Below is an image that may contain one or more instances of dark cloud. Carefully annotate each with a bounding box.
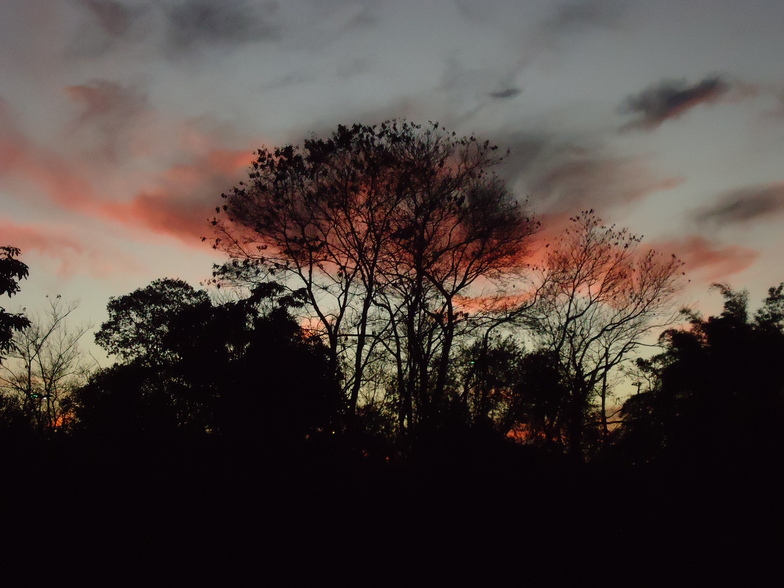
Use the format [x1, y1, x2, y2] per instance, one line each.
[78, 0, 136, 37]
[164, 0, 281, 52]
[497, 133, 682, 222]
[65, 80, 147, 123]
[69, 0, 149, 56]
[64, 80, 149, 161]
[620, 76, 731, 131]
[696, 184, 784, 226]
[543, 0, 625, 34]
[489, 88, 521, 99]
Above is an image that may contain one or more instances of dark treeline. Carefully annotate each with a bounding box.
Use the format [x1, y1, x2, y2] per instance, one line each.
[1, 123, 782, 582]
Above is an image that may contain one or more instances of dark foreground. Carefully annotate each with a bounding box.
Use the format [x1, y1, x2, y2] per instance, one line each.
[1, 435, 780, 586]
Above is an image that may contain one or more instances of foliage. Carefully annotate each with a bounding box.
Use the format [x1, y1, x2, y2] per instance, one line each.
[618, 283, 784, 464]
[80, 277, 341, 444]
[0, 246, 30, 362]
[95, 278, 212, 364]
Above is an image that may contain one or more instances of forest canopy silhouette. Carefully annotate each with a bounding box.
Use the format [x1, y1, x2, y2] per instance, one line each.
[1, 121, 782, 580]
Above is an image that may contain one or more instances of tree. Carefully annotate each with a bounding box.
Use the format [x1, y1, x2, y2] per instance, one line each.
[215, 121, 537, 437]
[82, 277, 341, 444]
[0, 296, 91, 433]
[89, 278, 237, 435]
[95, 278, 212, 366]
[524, 211, 684, 455]
[0, 246, 30, 363]
[618, 283, 784, 465]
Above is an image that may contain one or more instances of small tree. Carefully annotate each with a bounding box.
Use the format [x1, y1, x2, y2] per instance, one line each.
[0, 296, 91, 433]
[525, 211, 684, 455]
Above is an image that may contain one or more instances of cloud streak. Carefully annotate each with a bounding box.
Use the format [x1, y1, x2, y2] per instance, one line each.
[695, 183, 784, 226]
[163, 0, 281, 54]
[542, 0, 624, 34]
[653, 235, 758, 282]
[499, 133, 683, 227]
[619, 76, 731, 131]
[0, 219, 143, 278]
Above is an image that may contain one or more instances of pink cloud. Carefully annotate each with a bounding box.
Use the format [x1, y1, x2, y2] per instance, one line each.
[2, 95, 258, 248]
[652, 236, 758, 283]
[98, 148, 254, 246]
[0, 219, 143, 278]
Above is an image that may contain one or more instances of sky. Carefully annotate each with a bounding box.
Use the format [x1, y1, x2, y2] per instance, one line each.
[2, 0, 784, 359]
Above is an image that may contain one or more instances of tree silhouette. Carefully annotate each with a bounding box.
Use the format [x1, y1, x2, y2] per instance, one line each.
[95, 278, 212, 365]
[215, 120, 537, 438]
[524, 211, 684, 455]
[618, 283, 784, 465]
[0, 246, 30, 363]
[79, 277, 340, 445]
[0, 297, 91, 434]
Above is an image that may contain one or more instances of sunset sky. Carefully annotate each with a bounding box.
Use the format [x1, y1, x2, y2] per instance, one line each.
[2, 0, 784, 358]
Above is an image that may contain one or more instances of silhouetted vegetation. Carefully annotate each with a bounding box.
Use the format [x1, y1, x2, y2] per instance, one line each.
[0, 246, 30, 363]
[1, 123, 782, 580]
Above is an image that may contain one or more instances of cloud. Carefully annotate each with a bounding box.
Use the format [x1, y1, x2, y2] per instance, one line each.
[64, 80, 149, 161]
[499, 133, 683, 224]
[69, 0, 149, 55]
[619, 76, 731, 131]
[0, 97, 97, 208]
[696, 183, 784, 226]
[163, 0, 281, 53]
[653, 236, 758, 282]
[77, 0, 137, 37]
[99, 148, 252, 246]
[3, 90, 258, 248]
[543, 0, 624, 34]
[0, 219, 143, 278]
[489, 88, 521, 99]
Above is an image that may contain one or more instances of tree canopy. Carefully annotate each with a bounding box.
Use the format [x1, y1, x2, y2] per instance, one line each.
[619, 283, 784, 465]
[215, 120, 537, 436]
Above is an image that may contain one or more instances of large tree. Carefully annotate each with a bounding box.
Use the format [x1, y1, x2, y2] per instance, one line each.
[215, 121, 536, 435]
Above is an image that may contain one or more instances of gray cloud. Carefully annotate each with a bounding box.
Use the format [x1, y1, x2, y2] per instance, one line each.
[496, 133, 681, 222]
[78, 0, 136, 37]
[696, 184, 784, 225]
[164, 0, 281, 53]
[619, 76, 730, 131]
[70, 0, 148, 55]
[543, 0, 625, 34]
[489, 88, 521, 99]
[64, 80, 149, 161]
